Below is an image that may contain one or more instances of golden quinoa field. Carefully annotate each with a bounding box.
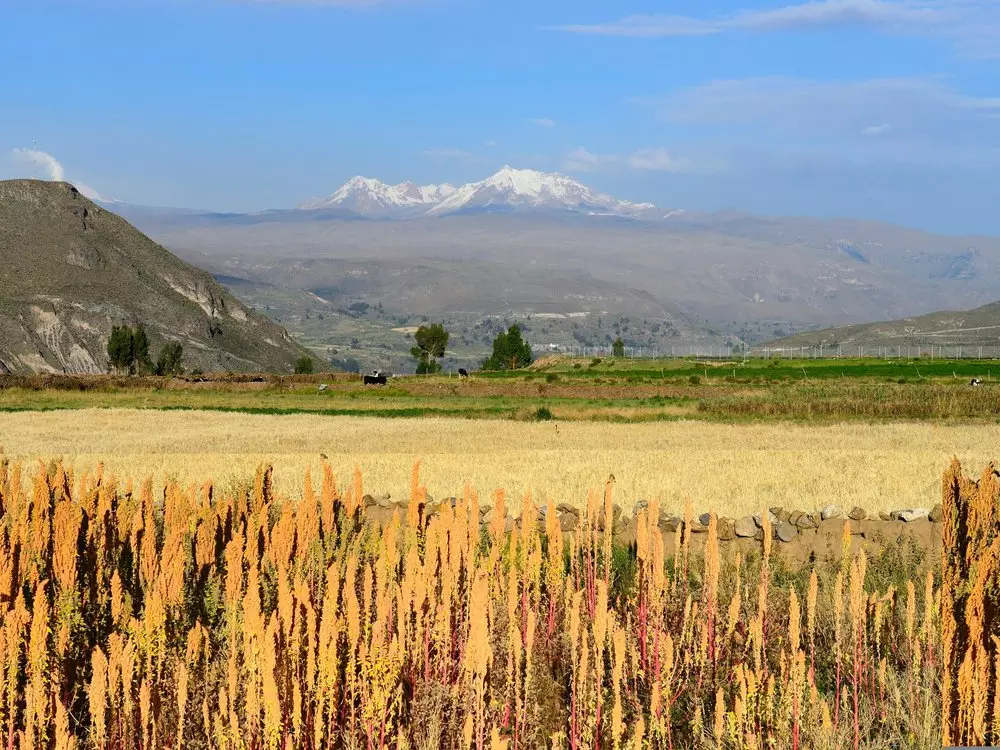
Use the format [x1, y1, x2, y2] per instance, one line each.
[1, 408, 999, 516]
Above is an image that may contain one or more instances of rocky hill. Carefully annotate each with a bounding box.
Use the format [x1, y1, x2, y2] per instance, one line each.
[0, 180, 311, 374]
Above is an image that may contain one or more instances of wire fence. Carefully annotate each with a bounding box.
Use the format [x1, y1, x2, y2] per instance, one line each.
[544, 344, 1000, 360]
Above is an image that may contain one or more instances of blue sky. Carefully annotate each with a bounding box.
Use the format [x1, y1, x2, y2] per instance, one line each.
[2, 0, 998, 233]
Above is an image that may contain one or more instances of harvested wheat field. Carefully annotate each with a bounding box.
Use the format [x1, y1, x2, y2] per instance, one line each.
[1, 408, 998, 515]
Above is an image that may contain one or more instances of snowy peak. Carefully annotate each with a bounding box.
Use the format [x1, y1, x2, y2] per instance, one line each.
[300, 177, 455, 215]
[429, 166, 656, 217]
[301, 167, 661, 219]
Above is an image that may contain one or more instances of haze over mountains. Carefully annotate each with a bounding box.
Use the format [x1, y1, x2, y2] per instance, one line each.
[0, 180, 310, 374]
[112, 166, 1000, 327]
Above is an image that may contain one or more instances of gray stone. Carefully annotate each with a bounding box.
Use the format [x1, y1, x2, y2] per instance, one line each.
[776, 521, 798, 543]
[892, 508, 930, 523]
[659, 514, 682, 533]
[374, 494, 394, 509]
[688, 520, 709, 534]
[559, 512, 579, 532]
[754, 511, 779, 528]
[795, 514, 817, 530]
[633, 500, 649, 516]
[879, 511, 892, 521]
[718, 518, 736, 541]
[735, 516, 757, 538]
[821, 504, 843, 521]
[698, 512, 712, 527]
[558, 502, 580, 517]
[849, 507, 867, 521]
[929, 504, 943, 523]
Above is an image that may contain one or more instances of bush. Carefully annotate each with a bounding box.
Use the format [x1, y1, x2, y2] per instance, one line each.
[688, 375, 701, 385]
[294, 356, 315, 375]
[533, 406, 555, 421]
[545, 373, 559, 383]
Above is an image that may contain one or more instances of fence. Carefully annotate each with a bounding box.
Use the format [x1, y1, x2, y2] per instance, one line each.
[546, 344, 1000, 360]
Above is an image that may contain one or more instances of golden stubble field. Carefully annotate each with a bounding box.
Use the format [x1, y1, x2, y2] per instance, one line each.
[1, 408, 996, 516]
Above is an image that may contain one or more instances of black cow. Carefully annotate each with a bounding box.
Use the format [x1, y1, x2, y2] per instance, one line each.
[363, 370, 388, 386]
[458, 368, 469, 378]
[971, 378, 983, 386]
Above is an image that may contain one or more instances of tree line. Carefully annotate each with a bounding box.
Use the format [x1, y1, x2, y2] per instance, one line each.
[107, 324, 185, 376]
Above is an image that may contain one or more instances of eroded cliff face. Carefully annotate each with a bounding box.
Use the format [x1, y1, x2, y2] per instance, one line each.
[0, 180, 309, 374]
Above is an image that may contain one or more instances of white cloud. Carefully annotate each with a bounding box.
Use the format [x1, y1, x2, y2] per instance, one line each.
[564, 147, 616, 172]
[565, 146, 713, 174]
[423, 148, 477, 160]
[11, 148, 65, 181]
[862, 123, 892, 135]
[9, 148, 107, 201]
[531, 118, 557, 128]
[652, 76, 1000, 139]
[626, 148, 697, 172]
[557, 1, 1000, 58]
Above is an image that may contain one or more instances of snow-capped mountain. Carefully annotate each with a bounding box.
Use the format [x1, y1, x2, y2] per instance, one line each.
[429, 166, 656, 218]
[300, 177, 456, 215]
[301, 167, 661, 219]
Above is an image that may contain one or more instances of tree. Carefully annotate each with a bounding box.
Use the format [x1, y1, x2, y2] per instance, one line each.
[107, 324, 151, 375]
[483, 323, 533, 371]
[295, 356, 316, 375]
[130, 325, 151, 374]
[107, 326, 133, 373]
[154, 342, 184, 376]
[612, 337, 625, 357]
[410, 323, 449, 374]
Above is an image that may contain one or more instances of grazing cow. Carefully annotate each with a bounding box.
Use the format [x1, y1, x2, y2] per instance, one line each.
[458, 368, 469, 378]
[363, 370, 388, 386]
[971, 378, 983, 386]
[318, 384, 328, 392]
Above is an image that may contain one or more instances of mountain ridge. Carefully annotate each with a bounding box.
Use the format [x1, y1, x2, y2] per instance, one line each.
[298, 166, 662, 219]
[0, 179, 313, 374]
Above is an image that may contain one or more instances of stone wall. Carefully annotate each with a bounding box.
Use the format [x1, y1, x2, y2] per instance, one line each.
[360, 493, 943, 568]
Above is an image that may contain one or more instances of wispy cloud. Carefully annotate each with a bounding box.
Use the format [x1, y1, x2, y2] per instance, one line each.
[861, 123, 892, 135]
[564, 147, 617, 172]
[9, 148, 107, 200]
[423, 148, 478, 160]
[530, 118, 557, 128]
[557, 0, 1000, 58]
[626, 148, 698, 172]
[235, 0, 398, 6]
[564, 146, 713, 174]
[651, 76, 1000, 138]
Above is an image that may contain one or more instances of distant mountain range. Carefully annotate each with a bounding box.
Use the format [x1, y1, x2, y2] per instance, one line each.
[83, 167, 1000, 369]
[298, 166, 665, 219]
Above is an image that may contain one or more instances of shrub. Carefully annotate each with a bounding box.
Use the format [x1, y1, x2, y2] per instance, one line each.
[533, 406, 555, 421]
